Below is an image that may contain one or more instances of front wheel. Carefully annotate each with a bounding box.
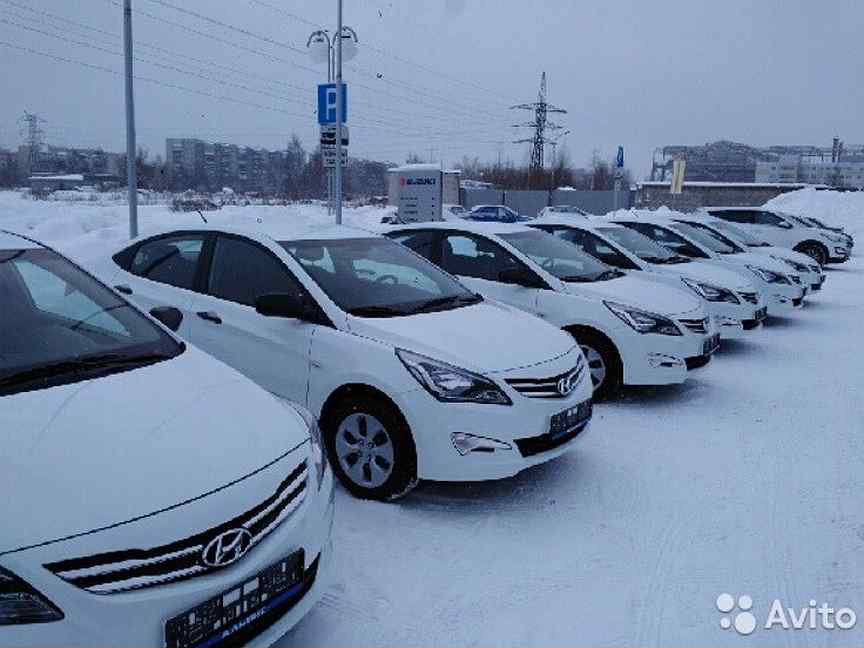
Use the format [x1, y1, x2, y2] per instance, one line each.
[572, 332, 622, 400]
[322, 395, 418, 501]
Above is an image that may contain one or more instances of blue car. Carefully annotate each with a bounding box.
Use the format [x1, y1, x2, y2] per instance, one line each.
[467, 204, 533, 223]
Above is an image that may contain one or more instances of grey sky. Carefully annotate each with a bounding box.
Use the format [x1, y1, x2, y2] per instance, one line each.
[1, 0, 861, 177]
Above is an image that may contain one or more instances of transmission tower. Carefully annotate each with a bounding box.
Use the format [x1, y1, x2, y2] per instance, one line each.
[18, 111, 45, 173]
[511, 73, 567, 183]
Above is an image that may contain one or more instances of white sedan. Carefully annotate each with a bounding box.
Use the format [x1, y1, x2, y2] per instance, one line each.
[0, 230, 333, 648]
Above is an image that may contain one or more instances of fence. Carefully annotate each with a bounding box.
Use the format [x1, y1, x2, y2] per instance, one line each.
[461, 188, 633, 216]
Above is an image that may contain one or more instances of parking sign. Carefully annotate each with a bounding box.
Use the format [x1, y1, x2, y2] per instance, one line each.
[317, 83, 348, 125]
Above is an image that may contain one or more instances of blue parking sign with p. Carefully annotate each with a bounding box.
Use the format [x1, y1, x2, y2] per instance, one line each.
[318, 83, 347, 125]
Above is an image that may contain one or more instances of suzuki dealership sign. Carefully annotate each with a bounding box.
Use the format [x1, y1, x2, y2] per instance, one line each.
[391, 165, 443, 222]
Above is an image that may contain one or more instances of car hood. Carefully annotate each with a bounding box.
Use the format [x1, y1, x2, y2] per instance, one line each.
[347, 300, 574, 374]
[561, 273, 701, 317]
[651, 259, 756, 292]
[759, 246, 821, 269]
[718, 251, 796, 274]
[0, 347, 308, 554]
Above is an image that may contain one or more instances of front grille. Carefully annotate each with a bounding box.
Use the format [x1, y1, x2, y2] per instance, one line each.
[505, 357, 585, 399]
[45, 460, 308, 594]
[678, 317, 708, 334]
[739, 291, 759, 304]
[790, 275, 802, 284]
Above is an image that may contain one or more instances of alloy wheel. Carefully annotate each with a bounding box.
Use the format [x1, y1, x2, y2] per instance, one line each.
[580, 344, 607, 391]
[335, 413, 395, 488]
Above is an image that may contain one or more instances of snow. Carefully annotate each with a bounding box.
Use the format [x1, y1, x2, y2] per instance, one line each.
[1, 189, 863, 646]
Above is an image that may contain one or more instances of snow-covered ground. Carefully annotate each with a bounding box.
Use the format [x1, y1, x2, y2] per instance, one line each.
[2, 189, 863, 646]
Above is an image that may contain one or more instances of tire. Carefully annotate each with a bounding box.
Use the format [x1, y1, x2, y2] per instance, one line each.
[321, 394, 418, 501]
[571, 331, 622, 400]
[796, 242, 828, 267]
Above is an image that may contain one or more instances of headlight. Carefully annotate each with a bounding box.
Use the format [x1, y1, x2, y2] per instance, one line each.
[604, 301, 681, 336]
[0, 567, 63, 625]
[747, 265, 790, 284]
[274, 397, 327, 490]
[681, 278, 740, 303]
[396, 349, 512, 405]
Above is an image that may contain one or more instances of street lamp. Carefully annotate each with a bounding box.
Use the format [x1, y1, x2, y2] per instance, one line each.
[307, 24, 358, 221]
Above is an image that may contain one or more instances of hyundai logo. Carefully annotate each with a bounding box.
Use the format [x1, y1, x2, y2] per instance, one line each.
[557, 369, 579, 397]
[201, 528, 253, 568]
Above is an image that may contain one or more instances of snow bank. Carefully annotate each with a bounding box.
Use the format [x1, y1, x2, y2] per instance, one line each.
[765, 187, 864, 235]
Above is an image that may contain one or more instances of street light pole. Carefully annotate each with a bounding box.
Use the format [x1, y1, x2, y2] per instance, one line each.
[334, 0, 344, 225]
[123, 0, 138, 238]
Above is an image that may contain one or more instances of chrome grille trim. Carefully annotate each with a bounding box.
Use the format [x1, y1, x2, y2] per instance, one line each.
[678, 317, 708, 334]
[505, 358, 585, 399]
[45, 460, 308, 594]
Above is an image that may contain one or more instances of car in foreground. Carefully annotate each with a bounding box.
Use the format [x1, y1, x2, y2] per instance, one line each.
[0, 230, 333, 648]
[528, 218, 767, 337]
[670, 215, 826, 292]
[537, 205, 591, 218]
[385, 222, 719, 399]
[704, 207, 852, 265]
[610, 215, 806, 316]
[98, 225, 593, 500]
[467, 205, 532, 223]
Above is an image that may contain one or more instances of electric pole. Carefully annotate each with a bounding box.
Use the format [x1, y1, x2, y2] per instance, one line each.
[334, 0, 344, 225]
[123, 0, 139, 238]
[511, 72, 567, 188]
[18, 111, 44, 176]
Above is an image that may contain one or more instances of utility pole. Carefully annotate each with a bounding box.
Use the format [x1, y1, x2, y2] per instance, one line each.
[334, 0, 344, 225]
[18, 111, 44, 176]
[511, 72, 567, 189]
[123, 0, 139, 238]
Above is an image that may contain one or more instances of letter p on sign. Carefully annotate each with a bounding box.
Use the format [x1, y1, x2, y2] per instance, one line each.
[318, 83, 348, 125]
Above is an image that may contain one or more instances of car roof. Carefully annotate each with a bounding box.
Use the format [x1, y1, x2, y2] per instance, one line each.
[609, 213, 678, 226]
[0, 230, 42, 250]
[384, 220, 534, 237]
[127, 222, 380, 246]
[470, 204, 507, 210]
[532, 216, 624, 230]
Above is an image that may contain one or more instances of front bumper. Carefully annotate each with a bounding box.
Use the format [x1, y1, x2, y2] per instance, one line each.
[2, 467, 335, 648]
[766, 284, 805, 316]
[704, 299, 760, 339]
[401, 349, 594, 482]
[828, 245, 851, 263]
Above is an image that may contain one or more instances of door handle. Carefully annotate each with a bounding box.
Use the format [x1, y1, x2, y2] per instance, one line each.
[197, 311, 222, 325]
[114, 284, 133, 295]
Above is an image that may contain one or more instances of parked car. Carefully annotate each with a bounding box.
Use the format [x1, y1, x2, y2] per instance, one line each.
[171, 197, 220, 213]
[443, 204, 469, 220]
[794, 214, 854, 248]
[98, 225, 593, 500]
[703, 207, 852, 265]
[385, 222, 719, 399]
[467, 205, 533, 223]
[537, 205, 590, 218]
[667, 214, 826, 292]
[610, 215, 806, 316]
[0, 230, 334, 648]
[529, 218, 767, 337]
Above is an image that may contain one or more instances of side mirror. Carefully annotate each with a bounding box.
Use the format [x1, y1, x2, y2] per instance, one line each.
[498, 267, 544, 288]
[150, 306, 183, 332]
[778, 221, 793, 229]
[255, 293, 316, 321]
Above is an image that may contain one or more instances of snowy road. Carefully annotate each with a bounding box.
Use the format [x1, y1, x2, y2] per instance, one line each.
[283, 260, 864, 647]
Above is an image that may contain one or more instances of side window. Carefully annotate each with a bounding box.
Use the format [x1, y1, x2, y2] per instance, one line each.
[208, 236, 304, 307]
[755, 211, 784, 227]
[624, 223, 706, 258]
[131, 235, 204, 290]
[441, 233, 521, 282]
[713, 210, 753, 224]
[390, 230, 439, 263]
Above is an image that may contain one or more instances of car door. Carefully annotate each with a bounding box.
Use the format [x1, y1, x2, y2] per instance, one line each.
[115, 232, 208, 338]
[186, 234, 315, 405]
[438, 231, 542, 314]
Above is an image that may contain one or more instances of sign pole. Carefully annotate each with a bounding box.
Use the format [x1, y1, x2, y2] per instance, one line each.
[334, 0, 344, 225]
[123, 0, 138, 239]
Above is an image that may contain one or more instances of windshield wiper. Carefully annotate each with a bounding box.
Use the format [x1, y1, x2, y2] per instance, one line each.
[348, 305, 408, 318]
[594, 269, 624, 281]
[413, 293, 482, 314]
[0, 352, 173, 394]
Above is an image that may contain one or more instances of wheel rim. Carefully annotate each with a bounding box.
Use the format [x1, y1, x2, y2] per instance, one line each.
[580, 344, 607, 391]
[335, 413, 394, 489]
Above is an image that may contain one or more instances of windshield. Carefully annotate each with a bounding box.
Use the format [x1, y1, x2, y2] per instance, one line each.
[679, 221, 746, 253]
[597, 227, 687, 264]
[0, 247, 182, 396]
[670, 222, 739, 254]
[498, 230, 621, 282]
[710, 220, 771, 247]
[281, 237, 480, 317]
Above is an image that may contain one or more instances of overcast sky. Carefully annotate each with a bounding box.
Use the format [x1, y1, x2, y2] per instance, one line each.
[1, 0, 861, 177]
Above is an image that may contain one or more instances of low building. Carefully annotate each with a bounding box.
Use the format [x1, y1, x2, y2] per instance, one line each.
[636, 181, 810, 211]
[29, 173, 86, 193]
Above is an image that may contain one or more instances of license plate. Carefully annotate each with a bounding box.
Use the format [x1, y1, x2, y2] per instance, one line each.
[165, 551, 304, 648]
[703, 333, 720, 356]
[754, 307, 767, 322]
[550, 400, 592, 437]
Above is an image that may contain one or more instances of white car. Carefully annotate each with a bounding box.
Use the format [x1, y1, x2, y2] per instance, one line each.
[0, 230, 333, 648]
[529, 218, 768, 337]
[98, 225, 593, 500]
[794, 214, 854, 249]
[669, 214, 826, 293]
[537, 205, 590, 218]
[443, 204, 469, 220]
[385, 222, 719, 399]
[610, 215, 807, 316]
[703, 207, 852, 266]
